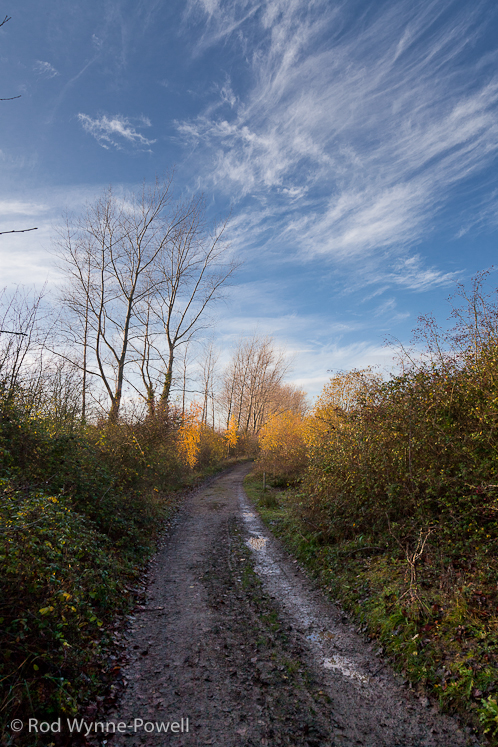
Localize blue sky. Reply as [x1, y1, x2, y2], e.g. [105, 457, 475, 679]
[1, 0, 498, 398]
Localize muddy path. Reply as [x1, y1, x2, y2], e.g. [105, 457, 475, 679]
[103, 464, 480, 747]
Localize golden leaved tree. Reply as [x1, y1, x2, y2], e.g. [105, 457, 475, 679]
[257, 410, 308, 483]
[223, 415, 238, 456]
[178, 402, 203, 469]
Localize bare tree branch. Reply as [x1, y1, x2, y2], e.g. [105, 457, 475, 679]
[0, 227, 37, 235]
[56, 177, 235, 420]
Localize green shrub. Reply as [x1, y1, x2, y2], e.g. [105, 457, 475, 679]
[303, 353, 498, 545]
[0, 391, 176, 738]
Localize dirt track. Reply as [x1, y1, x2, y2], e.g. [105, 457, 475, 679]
[104, 464, 480, 747]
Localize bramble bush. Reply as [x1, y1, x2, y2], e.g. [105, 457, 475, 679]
[302, 353, 498, 544]
[0, 483, 128, 719]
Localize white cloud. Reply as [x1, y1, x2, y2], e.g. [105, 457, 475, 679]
[219, 78, 237, 109]
[77, 113, 156, 151]
[336, 252, 460, 294]
[385, 255, 460, 292]
[183, 0, 261, 54]
[0, 200, 48, 216]
[179, 0, 498, 281]
[288, 341, 396, 399]
[92, 34, 103, 50]
[33, 60, 59, 78]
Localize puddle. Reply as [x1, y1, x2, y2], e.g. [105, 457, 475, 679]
[323, 656, 370, 684]
[307, 631, 336, 643]
[239, 487, 370, 689]
[247, 536, 268, 550]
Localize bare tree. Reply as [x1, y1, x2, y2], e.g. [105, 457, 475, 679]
[147, 199, 236, 408]
[0, 286, 83, 426]
[0, 285, 49, 403]
[388, 270, 498, 375]
[57, 179, 182, 420]
[449, 269, 498, 364]
[272, 382, 308, 416]
[198, 341, 219, 426]
[56, 178, 235, 420]
[220, 336, 299, 434]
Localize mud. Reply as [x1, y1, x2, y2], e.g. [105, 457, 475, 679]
[102, 464, 480, 747]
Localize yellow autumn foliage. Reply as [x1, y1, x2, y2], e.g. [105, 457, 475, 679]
[178, 402, 203, 468]
[257, 410, 308, 482]
[223, 415, 239, 455]
[304, 369, 378, 454]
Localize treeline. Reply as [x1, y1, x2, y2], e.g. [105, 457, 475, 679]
[254, 272, 498, 741]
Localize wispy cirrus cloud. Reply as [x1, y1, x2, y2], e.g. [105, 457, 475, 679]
[77, 113, 156, 151]
[0, 200, 48, 216]
[33, 60, 59, 78]
[384, 255, 460, 292]
[33, 60, 60, 78]
[183, 0, 262, 54]
[178, 0, 498, 282]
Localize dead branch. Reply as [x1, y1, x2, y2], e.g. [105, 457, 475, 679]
[0, 227, 37, 235]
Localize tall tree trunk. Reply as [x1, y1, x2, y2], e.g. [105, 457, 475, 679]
[108, 394, 120, 423]
[81, 256, 90, 422]
[161, 347, 174, 404]
[146, 384, 155, 417]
